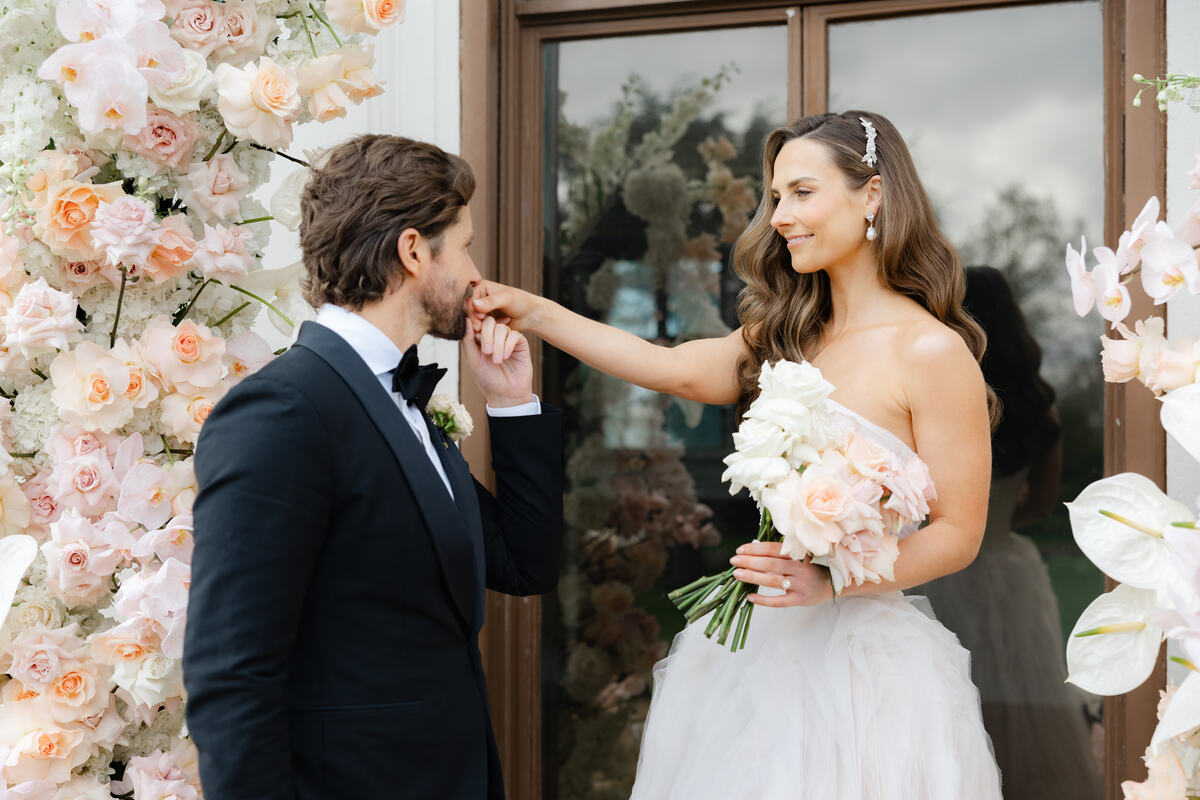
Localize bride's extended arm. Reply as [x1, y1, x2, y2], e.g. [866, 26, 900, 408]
[470, 281, 744, 405]
[733, 324, 991, 606]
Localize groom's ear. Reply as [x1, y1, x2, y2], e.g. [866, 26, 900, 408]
[396, 228, 426, 279]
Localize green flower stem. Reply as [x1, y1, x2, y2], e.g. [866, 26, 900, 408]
[234, 216, 273, 225]
[212, 302, 251, 328]
[299, 10, 318, 57]
[31, 368, 47, 381]
[8, 452, 35, 458]
[109, 267, 128, 347]
[716, 586, 744, 645]
[731, 599, 751, 652]
[173, 278, 212, 325]
[1172, 521, 1198, 529]
[203, 130, 226, 161]
[669, 567, 732, 602]
[162, 435, 175, 466]
[738, 603, 754, 651]
[309, 3, 342, 46]
[227, 283, 295, 327]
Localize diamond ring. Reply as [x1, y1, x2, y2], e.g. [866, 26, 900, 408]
[781, 576, 792, 592]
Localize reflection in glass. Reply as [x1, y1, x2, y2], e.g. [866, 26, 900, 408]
[829, 3, 1105, 797]
[541, 26, 786, 800]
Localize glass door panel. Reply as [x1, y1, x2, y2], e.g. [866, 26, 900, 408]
[828, 3, 1105, 798]
[541, 25, 786, 800]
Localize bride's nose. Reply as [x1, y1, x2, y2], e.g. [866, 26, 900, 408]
[770, 201, 792, 232]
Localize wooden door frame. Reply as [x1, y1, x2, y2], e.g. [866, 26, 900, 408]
[459, 1, 1167, 796]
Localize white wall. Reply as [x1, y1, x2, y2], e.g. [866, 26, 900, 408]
[1166, 0, 1200, 508]
[253, 0, 463, 396]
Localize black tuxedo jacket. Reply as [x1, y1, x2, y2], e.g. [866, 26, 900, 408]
[182, 322, 563, 800]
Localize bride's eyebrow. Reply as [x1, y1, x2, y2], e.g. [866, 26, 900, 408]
[771, 176, 821, 195]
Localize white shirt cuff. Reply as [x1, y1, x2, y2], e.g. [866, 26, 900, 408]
[486, 395, 541, 417]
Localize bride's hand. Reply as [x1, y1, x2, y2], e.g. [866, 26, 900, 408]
[470, 281, 545, 334]
[730, 542, 833, 607]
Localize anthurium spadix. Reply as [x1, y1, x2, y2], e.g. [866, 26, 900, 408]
[1152, 671, 1200, 755]
[1066, 473, 1195, 589]
[1067, 582, 1164, 695]
[1162, 383, 1200, 466]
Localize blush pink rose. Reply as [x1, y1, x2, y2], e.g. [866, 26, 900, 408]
[762, 466, 851, 559]
[1, 278, 82, 359]
[144, 214, 196, 282]
[167, 0, 225, 56]
[340, 43, 384, 102]
[298, 53, 351, 123]
[41, 510, 126, 604]
[49, 452, 120, 517]
[49, 341, 136, 434]
[213, 0, 275, 66]
[140, 315, 225, 393]
[45, 424, 118, 464]
[91, 195, 159, 269]
[21, 474, 61, 537]
[882, 453, 937, 523]
[60, 258, 111, 290]
[125, 105, 198, 168]
[5, 625, 84, 690]
[192, 223, 252, 282]
[181, 154, 248, 225]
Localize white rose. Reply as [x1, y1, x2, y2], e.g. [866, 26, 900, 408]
[730, 417, 792, 459]
[127, 652, 183, 707]
[1, 278, 82, 359]
[719, 451, 791, 502]
[757, 359, 834, 405]
[214, 57, 299, 150]
[426, 394, 473, 442]
[149, 48, 215, 115]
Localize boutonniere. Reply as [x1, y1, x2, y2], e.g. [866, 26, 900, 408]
[427, 394, 474, 447]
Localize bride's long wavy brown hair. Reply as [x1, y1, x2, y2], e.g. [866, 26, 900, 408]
[733, 110, 993, 421]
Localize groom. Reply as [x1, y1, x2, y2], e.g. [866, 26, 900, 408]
[182, 135, 564, 799]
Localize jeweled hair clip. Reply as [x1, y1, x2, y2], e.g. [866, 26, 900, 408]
[860, 117, 878, 169]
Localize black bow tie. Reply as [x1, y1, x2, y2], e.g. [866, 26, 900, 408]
[391, 345, 446, 412]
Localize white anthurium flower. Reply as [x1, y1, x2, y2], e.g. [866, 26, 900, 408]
[269, 167, 310, 232]
[1066, 472, 1194, 589]
[1066, 582, 1164, 695]
[1152, 670, 1200, 754]
[0, 534, 38, 638]
[1162, 383, 1200, 465]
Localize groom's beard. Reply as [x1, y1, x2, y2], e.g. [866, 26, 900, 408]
[422, 279, 473, 340]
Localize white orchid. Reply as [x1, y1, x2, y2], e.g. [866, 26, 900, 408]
[1140, 221, 1200, 304]
[1162, 382, 1200, 464]
[1065, 236, 1095, 317]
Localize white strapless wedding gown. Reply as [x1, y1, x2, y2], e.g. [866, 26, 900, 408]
[629, 401, 1003, 799]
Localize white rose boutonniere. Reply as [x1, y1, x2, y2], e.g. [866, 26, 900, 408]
[427, 394, 473, 446]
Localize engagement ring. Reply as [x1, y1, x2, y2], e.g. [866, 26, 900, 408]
[781, 577, 792, 592]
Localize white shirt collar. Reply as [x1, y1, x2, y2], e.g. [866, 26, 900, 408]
[314, 304, 404, 378]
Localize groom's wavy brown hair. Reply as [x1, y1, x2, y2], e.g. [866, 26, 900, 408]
[299, 134, 475, 309]
[733, 111, 997, 424]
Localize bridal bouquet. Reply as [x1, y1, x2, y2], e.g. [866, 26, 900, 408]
[668, 359, 936, 652]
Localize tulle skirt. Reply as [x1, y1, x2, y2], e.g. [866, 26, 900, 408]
[629, 591, 1003, 799]
[919, 532, 1103, 798]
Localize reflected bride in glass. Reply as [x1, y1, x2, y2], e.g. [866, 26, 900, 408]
[474, 111, 1003, 797]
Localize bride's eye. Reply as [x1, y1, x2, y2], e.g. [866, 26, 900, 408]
[795, 189, 812, 198]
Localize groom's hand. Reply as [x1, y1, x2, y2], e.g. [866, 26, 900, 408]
[463, 313, 534, 407]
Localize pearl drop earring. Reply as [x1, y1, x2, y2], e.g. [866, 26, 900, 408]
[866, 211, 877, 242]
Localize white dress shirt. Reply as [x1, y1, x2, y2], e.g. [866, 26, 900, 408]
[314, 304, 540, 498]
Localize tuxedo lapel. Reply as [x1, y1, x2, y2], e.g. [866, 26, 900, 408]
[426, 418, 485, 627]
[293, 322, 477, 630]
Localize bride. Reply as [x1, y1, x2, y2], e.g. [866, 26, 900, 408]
[472, 110, 1003, 797]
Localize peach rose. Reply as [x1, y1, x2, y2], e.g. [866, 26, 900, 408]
[180, 154, 248, 225]
[46, 661, 108, 723]
[144, 214, 196, 282]
[340, 43, 384, 101]
[214, 57, 299, 149]
[159, 386, 226, 443]
[1100, 331, 1141, 383]
[298, 53, 351, 123]
[140, 315, 225, 393]
[34, 179, 124, 260]
[109, 339, 160, 409]
[125, 105, 198, 168]
[49, 341, 135, 434]
[0, 715, 88, 785]
[326, 0, 404, 35]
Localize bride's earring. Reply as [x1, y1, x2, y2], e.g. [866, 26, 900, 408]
[866, 212, 877, 242]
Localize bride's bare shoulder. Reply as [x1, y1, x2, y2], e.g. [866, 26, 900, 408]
[891, 317, 984, 401]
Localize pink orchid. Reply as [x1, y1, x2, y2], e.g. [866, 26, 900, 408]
[130, 19, 185, 90]
[1065, 237, 1096, 317]
[1175, 195, 1200, 247]
[1141, 221, 1200, 303]
[222, 329, 272, 382]
[132, 514, 193, 566]
[118, 462, 175, 530]
[73, 55, 149, 136]
[112, 558, 190, 658]
[1114, 195, 1161, 273]
[56, 0, 166, 41]
[1092, 246, 1132, 323]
